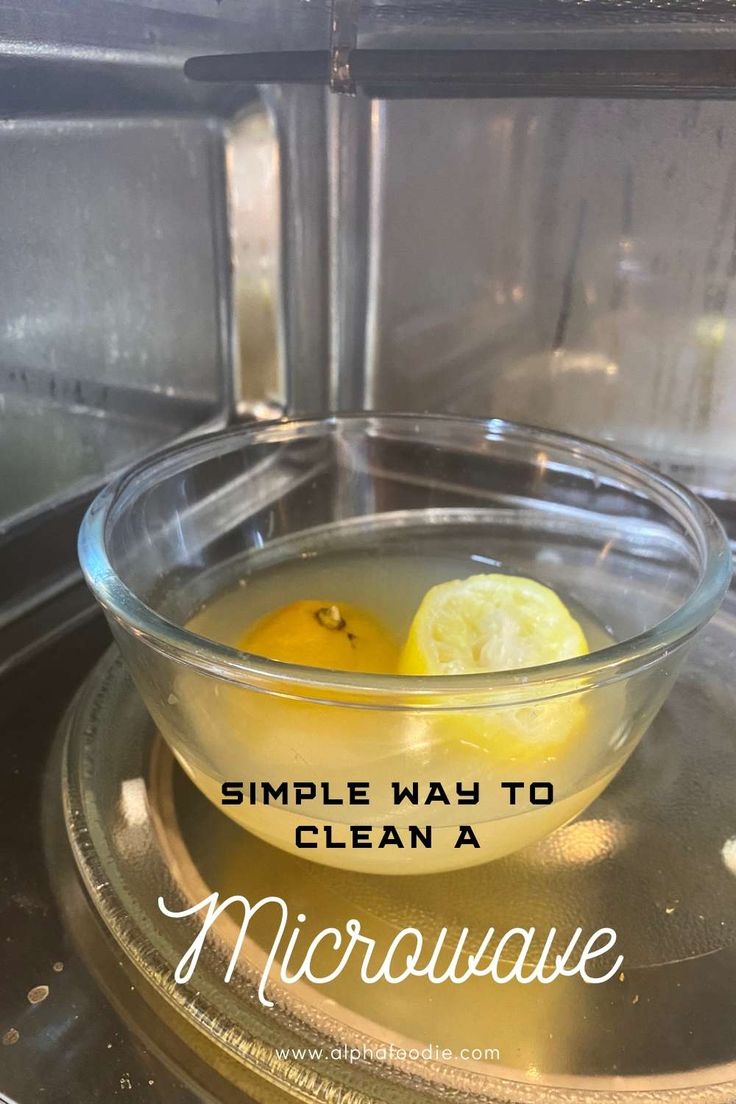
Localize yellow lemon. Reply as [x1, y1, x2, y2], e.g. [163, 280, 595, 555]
[400, 574, 587, 675]
[240, 599, 399, 675]
[399, 574, 589, 762]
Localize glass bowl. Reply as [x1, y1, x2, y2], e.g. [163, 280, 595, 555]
[78, 414, 731, 875]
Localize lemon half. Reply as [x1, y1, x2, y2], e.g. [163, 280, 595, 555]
[399, 573, 588, 676]
[399, 574, 589, 762]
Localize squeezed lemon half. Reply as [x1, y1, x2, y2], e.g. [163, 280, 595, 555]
[400, 573, 589, 762]
[399, 573, 588, 676]
[241, 599, 399, 675]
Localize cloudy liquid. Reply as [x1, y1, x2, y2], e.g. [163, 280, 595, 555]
[178, 524, 626, 874]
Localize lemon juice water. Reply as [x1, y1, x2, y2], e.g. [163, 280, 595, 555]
[173, 515, 628, 874]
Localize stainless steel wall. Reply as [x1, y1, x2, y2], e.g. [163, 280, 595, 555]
[0, 117, 227, 402]
[354, 98, 736, 497]
[0, 116, 231, 531]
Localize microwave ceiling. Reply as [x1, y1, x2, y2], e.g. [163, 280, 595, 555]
[4, 1, 736, 110]
[185, 0, 736, 100]
[0, 0, 329, 116]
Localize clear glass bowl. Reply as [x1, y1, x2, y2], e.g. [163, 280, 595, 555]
[78, 415, 731, 874]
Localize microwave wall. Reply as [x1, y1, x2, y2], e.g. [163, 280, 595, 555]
[292, 96, 736, 498]
[236, 89, 736, 500]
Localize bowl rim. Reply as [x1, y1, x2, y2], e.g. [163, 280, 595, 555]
[78, 413, 732, 708]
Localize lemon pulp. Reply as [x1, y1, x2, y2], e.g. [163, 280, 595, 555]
[399, 573, 588, 676]
[399, 573, 589, 762]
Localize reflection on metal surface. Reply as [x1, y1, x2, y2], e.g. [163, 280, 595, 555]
[721, 837, 736, 877]
[120, 779, 150, 830]
[351, 99, 736, 496]
[525, 817, 631, 869]
[327, 90, 373, 410]
[265, 85, 331, 415]
[229, 105, 283, 415]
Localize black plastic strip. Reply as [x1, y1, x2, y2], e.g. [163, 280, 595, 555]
[184, 48, 736, 98]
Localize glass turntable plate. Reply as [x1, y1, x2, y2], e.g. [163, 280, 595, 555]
[58, 587, 736, 1104]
